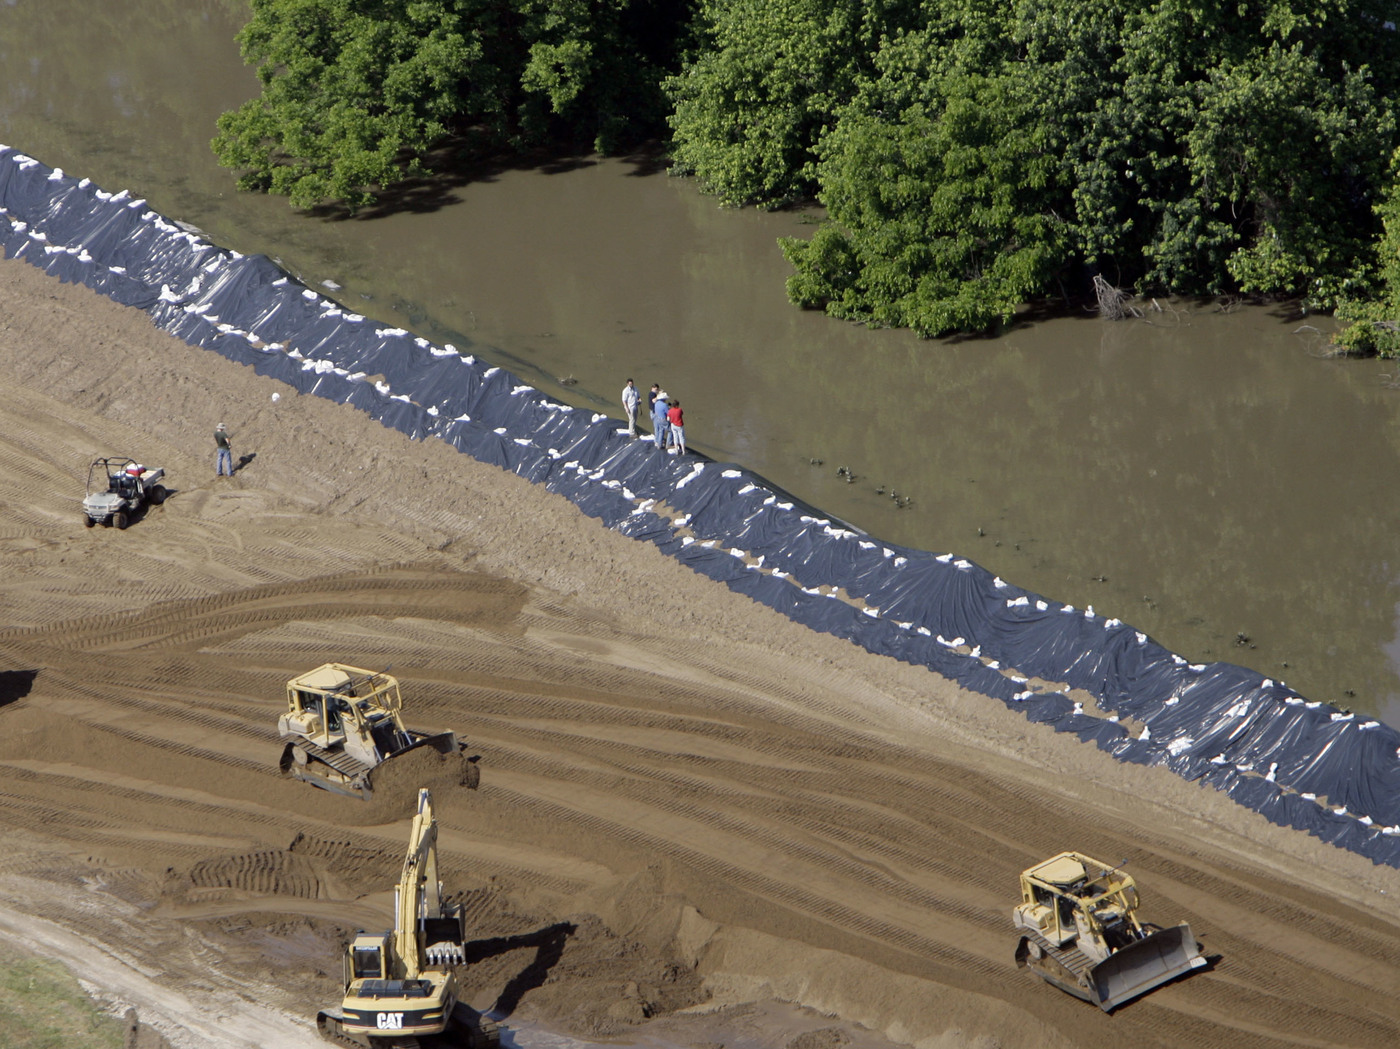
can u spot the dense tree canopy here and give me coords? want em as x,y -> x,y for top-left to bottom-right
1335,146 -> 1400,353
764,1 -> 1400,335
216,0 -> 1400,337
213,0 -> 685,209
665,1 -> 927,207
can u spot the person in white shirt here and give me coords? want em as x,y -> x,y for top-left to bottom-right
621,378 -> 641,437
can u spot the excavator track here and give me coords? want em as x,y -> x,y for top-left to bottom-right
316,1009 -> 373,1048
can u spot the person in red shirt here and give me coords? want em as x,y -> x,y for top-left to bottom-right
666,399 -> 685,455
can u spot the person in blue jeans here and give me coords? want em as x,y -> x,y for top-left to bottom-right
649,386 -> 672,448
651,391 -> 670,451
215,422 -> 234,476
666,399 -> 685,455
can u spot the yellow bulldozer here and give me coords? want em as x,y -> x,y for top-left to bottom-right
1013,852 -> 1207,1011
278,664 -> 478,800
316,788 -> 499,1048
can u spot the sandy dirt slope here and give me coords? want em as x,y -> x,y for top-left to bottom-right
0,253 -> 1398,1049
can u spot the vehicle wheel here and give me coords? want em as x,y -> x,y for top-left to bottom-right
148,484 -> 166,505
113,512 -> 128,530
83,514 -> 95,528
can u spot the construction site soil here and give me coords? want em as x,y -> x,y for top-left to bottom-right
0,254 -> 1398,1049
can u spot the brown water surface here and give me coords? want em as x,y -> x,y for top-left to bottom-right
3,0 -> 1399,725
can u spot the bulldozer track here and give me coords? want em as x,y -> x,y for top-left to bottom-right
470,716 -> 1081,882
190,849 -> 324,899
487,782 -> 1013,986
87,722 -> 271,776
488,744 -> 1008,932
25,678 -> 281,743
0,790 -> 215,863
464,703 -> 1392,950
0,566 -> 520,648
289,833 -> 400,875
286,822 -> 586,899
1135,852 -> 1400,968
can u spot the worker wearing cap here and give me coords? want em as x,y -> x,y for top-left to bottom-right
214,422 -> 234,477
651,391 -> 670,451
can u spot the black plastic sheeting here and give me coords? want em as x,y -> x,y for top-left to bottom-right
6,143 -> 1400,865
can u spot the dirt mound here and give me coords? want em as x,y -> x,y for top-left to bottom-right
359,743 -> 478,823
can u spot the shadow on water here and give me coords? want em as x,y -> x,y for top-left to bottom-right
308,141 -> 672,223
616,144 -> 672,178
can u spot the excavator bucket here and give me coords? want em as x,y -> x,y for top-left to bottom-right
1086,924 -> 1207,1012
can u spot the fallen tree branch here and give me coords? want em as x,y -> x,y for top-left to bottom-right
1093,274 -> 1142,320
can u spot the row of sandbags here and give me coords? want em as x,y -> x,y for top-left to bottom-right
3,144 -> 1397,865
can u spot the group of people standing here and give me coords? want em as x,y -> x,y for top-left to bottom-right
621,378 -> 686,456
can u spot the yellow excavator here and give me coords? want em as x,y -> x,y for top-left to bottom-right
317,788 -> 499,1048
278,664 -> 478,799
1013,852 -> 1207,1011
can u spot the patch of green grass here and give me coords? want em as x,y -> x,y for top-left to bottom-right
0,941 -> 126,1049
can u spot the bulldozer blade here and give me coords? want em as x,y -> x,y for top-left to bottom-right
396,730 -> 462,760
1087,924 -> 1206,1012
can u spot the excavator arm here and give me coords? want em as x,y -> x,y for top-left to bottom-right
394,788 -> 445,979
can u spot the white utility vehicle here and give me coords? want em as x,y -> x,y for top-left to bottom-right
82,456 -> 166,529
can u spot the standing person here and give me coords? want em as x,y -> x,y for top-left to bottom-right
667,399 -> 686,455
647,383 -> 660,419
651,390 -> 670,451
214,422 -> 234,477
621,378 -> 640,437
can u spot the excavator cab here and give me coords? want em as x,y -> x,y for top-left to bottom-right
348,934 -> 390,982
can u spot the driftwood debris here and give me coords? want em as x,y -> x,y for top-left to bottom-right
1092,274 -> 1142,320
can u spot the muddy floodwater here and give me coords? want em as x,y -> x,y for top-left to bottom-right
3,0 -> 1399,726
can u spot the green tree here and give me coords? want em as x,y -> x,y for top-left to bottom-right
214,0 -> 688,209
1336,147 -> 1400,354
666,0 -> 926,207
515,0 -> 693,151
784,34 -> 1066,334
777,0 -> 1400,335
219,0 -> 1400,332
1201,43 -> 1393,305
1018,1 -> 1395,303
213,0 -> 501,209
